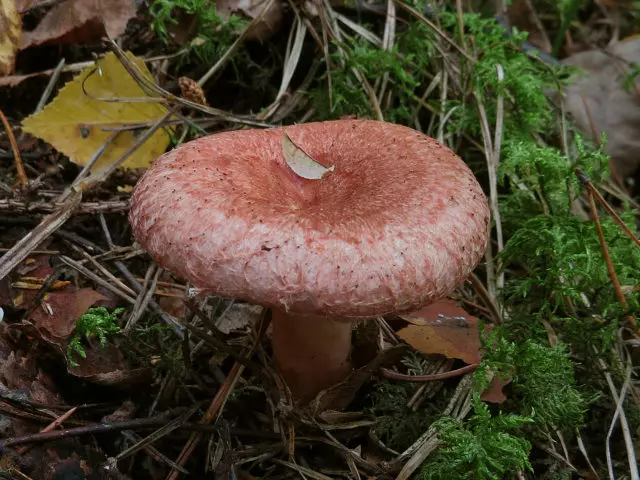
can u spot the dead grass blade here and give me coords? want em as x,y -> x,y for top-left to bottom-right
604,357 -> 638,480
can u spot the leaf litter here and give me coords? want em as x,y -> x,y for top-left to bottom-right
19,0 -> 136,49
562,36 -> 640,183
0,0 -> 21,75
21,51 -> 174,171
0,1 -> 639,478
397,298 -> 492,365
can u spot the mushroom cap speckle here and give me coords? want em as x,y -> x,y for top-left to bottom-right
129,120 -> 490,318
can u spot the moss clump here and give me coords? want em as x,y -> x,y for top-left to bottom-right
67,307 -> 123,366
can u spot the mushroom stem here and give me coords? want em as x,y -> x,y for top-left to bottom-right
271,309 -> 352,402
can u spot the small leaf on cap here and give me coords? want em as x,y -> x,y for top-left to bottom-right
282,132 -> 335,180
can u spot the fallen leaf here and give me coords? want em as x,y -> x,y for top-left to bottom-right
216,302 -> 263,334
0,0 -> 21,75
481,374 -> 512,404
397,298 -> 493,365
19,0 -> 135,49
561,37 -> 640,182
21,51 -> 174,171
15,0 -> 38,12
157,294 -> 186,319
29,288 -> 108,343
0,255 -> 55,310
0,349 -> 64,408
67,343 -> 151,389
282,132 -> 335,180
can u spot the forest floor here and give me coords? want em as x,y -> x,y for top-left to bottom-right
0,0 -> 639,479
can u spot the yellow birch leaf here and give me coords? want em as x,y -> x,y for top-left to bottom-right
21,51 -> 174,171
0,0 -> 21,75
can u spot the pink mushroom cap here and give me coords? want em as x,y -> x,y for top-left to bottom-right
129,119 -> 490,318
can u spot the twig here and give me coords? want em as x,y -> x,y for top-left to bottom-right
58,255 -> 137,304
587,188 -> 627,310
79,111 -> 174,190
603,357 -> 639,480
380,363 -> 478,382
0,188 -> 81,281
261,12 -> 308,120
119,430 -> 190,475
575,429 -> 600,480
114,403 -> 203,467
273,458 -> 334,480
376,0 -> 396,105
475,64 -> 506,296
165,361 -> 246,480
165,311 -> 268,479
0,108 -> 27,187
34,58 -> 66,113
577,169 -> 637,332
575,168 -> 640,250
393,374 -> 474,479
16,406 -> 78,455
392,0 -> 475,64
0,198 -> 129,214
105,39 -> 272,128
125,265 -> 162,331
468,272 -> 502,324
0,417 -> 241,449
61,132 -> 120,199
57,230 -> 185,337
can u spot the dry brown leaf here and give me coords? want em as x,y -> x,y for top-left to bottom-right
481,375 -> 512,404
15,0 -> 38,12
216,303 -> 263,334
29,288 -> 108,343
282,133 -> 335,180
397,298 -> 492,365
0,255 -> 56,310
0,349 -> 64,408
0,0 -> 21,75
562,37 -> 640,181
67,343 -> 151,389
20,0 -> 136,49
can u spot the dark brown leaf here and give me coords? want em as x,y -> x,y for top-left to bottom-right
28,288 -> 108,343
19,0 -> 135,49
67,343 -> 152,389
397,298 -> 492,365
481,375 -> 512,404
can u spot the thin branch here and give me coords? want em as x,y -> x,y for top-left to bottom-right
0,108 -> 27,187
380,363 -> 478,382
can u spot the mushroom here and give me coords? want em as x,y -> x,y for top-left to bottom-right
129,119 -> 490,402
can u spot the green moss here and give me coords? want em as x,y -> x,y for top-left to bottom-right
149,0 -> 247,64
420,397 -> 533,480
67,307 -> 123,366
